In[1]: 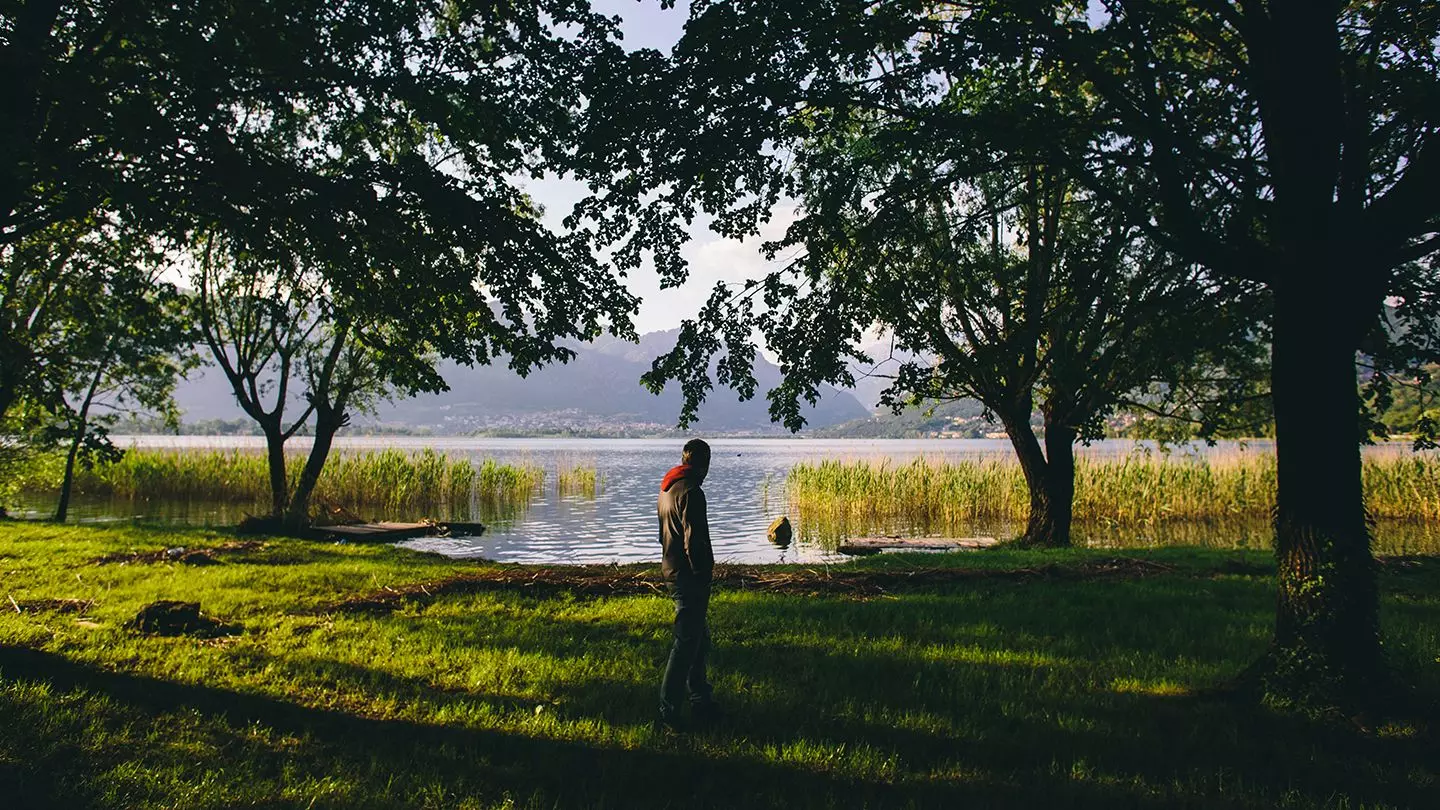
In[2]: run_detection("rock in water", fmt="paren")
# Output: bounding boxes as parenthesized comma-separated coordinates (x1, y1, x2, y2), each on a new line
(767, 516, 793, 547)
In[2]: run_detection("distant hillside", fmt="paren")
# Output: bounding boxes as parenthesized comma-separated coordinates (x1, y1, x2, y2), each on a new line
(166, 329, 868, 435)
(844, 336, 913, 410)
(811, 399, 999, 439)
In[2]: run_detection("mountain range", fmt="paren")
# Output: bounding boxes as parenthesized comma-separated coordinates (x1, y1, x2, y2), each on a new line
(168, 328, 871, 435)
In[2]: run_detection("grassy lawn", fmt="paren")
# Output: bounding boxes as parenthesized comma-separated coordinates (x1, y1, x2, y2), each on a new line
(0, 522, 1437, 808)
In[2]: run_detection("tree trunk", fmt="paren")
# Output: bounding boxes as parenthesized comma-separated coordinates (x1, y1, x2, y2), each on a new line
(55, 364, 105, 522)
(1002, 413, 1072, 548)
(0, 370, 17, 425)
(282, 410, 342, 531)
(1261, 281, 1383, 708)
(0, 0, 64, 239)
(263, 428, 289, 520)
(1041, 420, 1076, 546)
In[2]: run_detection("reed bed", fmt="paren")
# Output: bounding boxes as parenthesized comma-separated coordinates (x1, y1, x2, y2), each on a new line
(555, 457, 602, 498)
(786, 453, 1440, 529)
(46, 448, 543, 512)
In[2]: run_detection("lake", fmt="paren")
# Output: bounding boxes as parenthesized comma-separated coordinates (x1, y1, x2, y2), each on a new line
(14, 436, 1440, 562)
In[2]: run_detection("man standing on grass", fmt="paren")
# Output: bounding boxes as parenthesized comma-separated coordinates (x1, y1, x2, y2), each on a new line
(656, 437, 719, 730)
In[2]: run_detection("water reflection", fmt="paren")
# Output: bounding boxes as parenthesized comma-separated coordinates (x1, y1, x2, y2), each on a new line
(5, 492, 536, 532)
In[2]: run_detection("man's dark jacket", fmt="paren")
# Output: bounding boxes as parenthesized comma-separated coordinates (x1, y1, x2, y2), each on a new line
(658, 466, 713, 581)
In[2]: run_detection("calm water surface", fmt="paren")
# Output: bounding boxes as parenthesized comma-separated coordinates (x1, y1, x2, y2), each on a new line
(19, 436, 1439, 563)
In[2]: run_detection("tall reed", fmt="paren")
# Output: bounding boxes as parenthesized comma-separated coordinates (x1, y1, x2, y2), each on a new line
(44, 448, 543, 513)
(555, 458, 602, 498)
(786, 453, 1440, 529)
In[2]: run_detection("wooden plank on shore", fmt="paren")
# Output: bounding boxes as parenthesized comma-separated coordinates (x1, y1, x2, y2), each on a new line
(324, 522, 436, 541)
(322, 521, 487, 543)
(838, 536, 999, 555)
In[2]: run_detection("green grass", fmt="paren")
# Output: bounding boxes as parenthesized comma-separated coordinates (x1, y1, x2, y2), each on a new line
(1, 522, 1437, 808)
(788, 453, 1440, 528)
(16, 449, 544, 514)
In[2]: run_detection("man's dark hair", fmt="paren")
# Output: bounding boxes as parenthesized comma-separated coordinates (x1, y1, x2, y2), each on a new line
(682, 438, 711, 467)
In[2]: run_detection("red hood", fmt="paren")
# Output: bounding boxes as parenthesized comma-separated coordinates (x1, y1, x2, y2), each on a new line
(660, 464, 692, 492)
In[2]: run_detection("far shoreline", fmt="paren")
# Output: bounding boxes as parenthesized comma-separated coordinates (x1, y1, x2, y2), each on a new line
(104, 434, 1439, 459)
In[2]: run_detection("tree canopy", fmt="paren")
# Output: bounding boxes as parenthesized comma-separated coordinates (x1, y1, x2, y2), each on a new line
(576, 0, 1440, 710)
(5, 0, 639, 372)
(3, 0, 645, 522)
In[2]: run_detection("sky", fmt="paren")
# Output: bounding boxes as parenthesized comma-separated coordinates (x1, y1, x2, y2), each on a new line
(521, 0, 798, 338)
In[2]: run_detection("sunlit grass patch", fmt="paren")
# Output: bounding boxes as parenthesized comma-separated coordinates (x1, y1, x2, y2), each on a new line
(759, 737, 901, 780)
(1109, 677, 1191, 697)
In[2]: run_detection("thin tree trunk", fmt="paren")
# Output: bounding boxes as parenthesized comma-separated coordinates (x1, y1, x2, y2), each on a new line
(55, 363, 105, 522)
(283, 410, 341, 531)
(263, 427, 289, 520)
(1261, 280, 1382, 707)
(0, 375, 16, 492)
(1002, 412, 1071, 548)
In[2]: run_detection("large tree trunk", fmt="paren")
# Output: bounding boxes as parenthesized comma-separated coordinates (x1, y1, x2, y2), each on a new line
(1041, 420, 1076, 545)
(1261, 281, 1383, 707)
(1002, 413, 1073, 548)
(282, 411, 342, 531)
(262, 428, 289, 520)
(0, 0, 64, 239)
(0, 365, 18, 424)
(1243, 4, 1386, 710)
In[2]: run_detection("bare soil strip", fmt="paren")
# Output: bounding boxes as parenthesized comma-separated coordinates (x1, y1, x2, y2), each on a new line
(92, 540, 267, 566)
(315, 557, 1181, 614)
(7, 596, 96, 614)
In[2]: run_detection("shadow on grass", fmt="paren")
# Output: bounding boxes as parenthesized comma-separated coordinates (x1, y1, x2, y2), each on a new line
(333, 587, 1435, 808)
(0, 644, 1161, 809)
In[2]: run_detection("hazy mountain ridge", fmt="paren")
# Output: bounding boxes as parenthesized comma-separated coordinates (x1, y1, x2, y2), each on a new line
(168, 328, 869, 435)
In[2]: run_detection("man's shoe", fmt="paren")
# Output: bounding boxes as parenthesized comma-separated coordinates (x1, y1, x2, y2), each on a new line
(690, 700, 724, 728)
(654, 708, 686, 734)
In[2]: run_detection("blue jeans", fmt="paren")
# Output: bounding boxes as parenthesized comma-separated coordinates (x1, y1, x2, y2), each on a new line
(660, 577, 712, 714)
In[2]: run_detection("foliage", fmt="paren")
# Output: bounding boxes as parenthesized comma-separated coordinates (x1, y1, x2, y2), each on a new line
(583, 8, 1271, 550)
(575, 0, 1440, 703)
(0, 523, 1435, 808)
(0, 213, 196, 517)
(1365, 278, 1440, 449)
(1371, 363, 1440, 441)
(5, 0, 643, 387)
(5, 0, 643, 524)
(0, 216, 188, 420)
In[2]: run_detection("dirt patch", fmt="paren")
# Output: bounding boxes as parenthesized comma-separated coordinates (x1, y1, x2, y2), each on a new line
(1208, 556, 1436, 579)
(92, 540, 266, 566)
(316, 557, 1180, 614)
(125, 600, 242, 638)
(1378, 556, 1440, 574)
(6, 596, 95, 614)
(1212, 559, 1274, 577)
